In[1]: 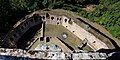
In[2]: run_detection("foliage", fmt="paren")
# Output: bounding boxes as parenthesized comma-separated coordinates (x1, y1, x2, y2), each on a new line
(62, 4, 88, 17)
(87, 0, 120, 38)
(10, 0, 29, 11)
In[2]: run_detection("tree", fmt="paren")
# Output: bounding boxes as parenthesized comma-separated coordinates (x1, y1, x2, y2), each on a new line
(9, 0, 29, 11)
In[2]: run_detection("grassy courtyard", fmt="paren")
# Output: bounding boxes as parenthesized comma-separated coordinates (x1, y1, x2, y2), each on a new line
(44, 24, 93, 51)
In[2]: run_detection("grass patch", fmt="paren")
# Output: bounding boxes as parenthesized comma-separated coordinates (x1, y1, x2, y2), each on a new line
(45, 24, 93, 51)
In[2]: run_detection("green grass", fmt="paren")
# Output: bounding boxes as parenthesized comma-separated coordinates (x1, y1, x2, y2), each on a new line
(29, 24, 93, 51)
(45, 24, 93, 51)
(82, 45, 93, 51)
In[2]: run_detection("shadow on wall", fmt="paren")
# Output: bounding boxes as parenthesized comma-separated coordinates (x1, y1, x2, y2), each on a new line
(77, 18, 120, 59)
(107, 52, 120, 60)
(96, 47, 120, 60)
(77, 18, 120, 50)
(57, 37, 74, 51)
(17, 23, 42, 49)
(97, 48, 118, 54)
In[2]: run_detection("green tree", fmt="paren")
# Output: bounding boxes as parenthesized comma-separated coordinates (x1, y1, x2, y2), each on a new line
(9, 0, 29, 11)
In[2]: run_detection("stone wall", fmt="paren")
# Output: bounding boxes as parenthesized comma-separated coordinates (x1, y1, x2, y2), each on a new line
(45, 13, 63, 25)
(62, 16, 108, 51)
(3, 12, 109, 51)
(3, 14, 43, 47)
(0, 48, 109, 59)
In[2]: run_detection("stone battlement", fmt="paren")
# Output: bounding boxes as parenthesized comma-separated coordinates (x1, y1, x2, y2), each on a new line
(0, 48, 110, 59)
